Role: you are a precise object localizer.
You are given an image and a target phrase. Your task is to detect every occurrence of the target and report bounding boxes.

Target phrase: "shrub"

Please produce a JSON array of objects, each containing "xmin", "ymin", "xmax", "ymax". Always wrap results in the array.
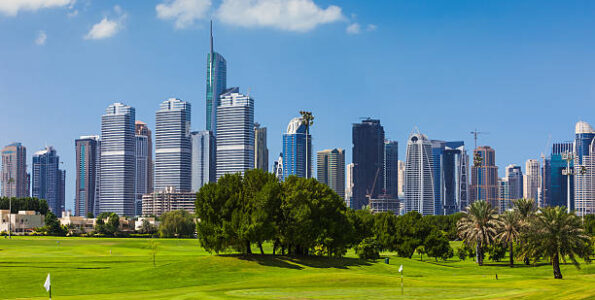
[{"xmin": 355, "ymin": 237, "xmax": 381, "ymax": 259}]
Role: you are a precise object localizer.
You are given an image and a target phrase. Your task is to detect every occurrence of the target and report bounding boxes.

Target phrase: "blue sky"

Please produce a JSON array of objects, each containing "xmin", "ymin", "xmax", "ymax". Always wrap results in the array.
[{"xmin": 1, "ymin": 0, "xmax": 595, "ymax": 211}]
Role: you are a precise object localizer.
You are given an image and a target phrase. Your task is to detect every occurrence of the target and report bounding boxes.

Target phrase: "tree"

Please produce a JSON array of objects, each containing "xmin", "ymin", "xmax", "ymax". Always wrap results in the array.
[
  {"xmin": 496, "ymin": 210, "xmax": 521, "ymax": 267},
  {"xmin": 514, "ymin": 198, "xmax": 536, "ymax": 265},
  {"xmin": 416, "ymin": 245, "xmax": 426, "ymax": 261},
  {"xmin": 394, "ymin": 211, "xmax": 431, "ymax": 258},
  {"xmin": 139, "ymin": 219, "xmax": 157, "ymax": 234},
  {"xmin": 86, "ymin": 212, "xmax": 94, "ymax": 218},
  {"xmin": 107, "ymin": 213, "xmax": 120, "ymax": 236},
  {"xmin": 487, "ymin": 243, "xmax": 507, "ymax": 262},
  {"xmin": 457, "ymin": 246, "xmax": 467, "ymax": 261},
  {"xmin": 373, "ymin": 212, "xmax": 399, "ymax": 251},
  {"xmin": 523, "ymin": 206, "xmax": 592, "ymax": 279},
  {"xmin": 425, "ymin": 230, "xmax": 453, "ymax": 261},
  {"xmin": 44, "ymin": 211, "xmax": 65, "ymax": 236},
  {"xmin": 355, "ymin": 237, "xmax": 381, "ymax": 259},
  {"xmin": 159, "ymin": 210, "xmax": 195, "ymax": 238},
  {"xmin": 457, "ymin": 201, "xmax": 501, "ymax": 266}
]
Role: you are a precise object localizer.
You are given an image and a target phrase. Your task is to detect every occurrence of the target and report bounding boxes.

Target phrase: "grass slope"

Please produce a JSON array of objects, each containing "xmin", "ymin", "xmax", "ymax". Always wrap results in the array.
[{"xmin": 0, "ymin": 237, "xmax": 593, "ymax": 299}]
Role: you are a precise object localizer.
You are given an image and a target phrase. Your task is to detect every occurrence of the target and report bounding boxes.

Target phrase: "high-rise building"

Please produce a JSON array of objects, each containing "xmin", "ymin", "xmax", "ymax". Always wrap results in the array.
[
  {"xmin": 1, "ymin": 143, "xmax": 28, "ymax": 198},
  {"xmin": 135, "ymin": 121, "xmax": 153, "ymax": 193},
  {"xmin": 273, "ymin": 153, "xmax": 283, "ymax": 180},
  {"xmin": 283, "ymin": 117, "xmax": 312, "ymax": 179},
  {"xmin": 431, "ymin": 141, "xmax": 469, "ymax": 215},
  {"xmin": 216, "ymin": 88, "xmax": 254, "ymax": 178},
  {"xmin": 345, "ymin": 162, "xmax": 354, "ymax": 207},
  {"xmin": 574, "ymin": 121, "xmax": 595, "ymax": 164},
  {"xmin": 142, "ymin": 187, "xmax": 196, "ymax": 217},
  {"xmin": 32, "ymin": 146, "xmax": 65, "ymax": 214},
  {"xmin": 155, "ymin": 98, "xmax": 192, "ymax": 192},
  {"xmin": 384, "ymin": 140, "xmax": 399, "ymax": 198},
  {"xmin": 254, "ymin": 123, "xmax": 269, "ymax": 172},
  {"xmin": 574, "ymin": 121, "xmax": 595, "ymax": 216},
  {"xmin": 547, "ymin": 142, "xmax": 574, "ymax": 208},
  {"xmin": 191, "ymin": 130, "xmax": 216, "ymax": 191},
  {"xmin": 317, "ymin": 148, "xmax": 345, "ymax": 199},
  {"xmin": 470, "ymin": 146, "xmax": 499, "ymax": 210},
  {"xmin": 524, "ymin": 159, "xmax": 540, "ymax": 202},
  {"xmin": 352, "ymin": 119, "xmax": 385, "ymax": 210},
  {"xmin": 100, "ymin": 102, "xmax": 136, "ymax": 216},
  {"xmin": 135, "ymin": 135, "xmax": 149, "ymax": 216},
  {"xmin": 404, "ymin": 131, "xmax": 434, "ymax": 216},
  {"xmin": 498, "ymin": 177, "xmax": 510, "ymax": 212},
  {"xmin": 75, "ymin": 136, "xmax": 99, "ymax": 216},
  {"xmin": 504, "ymin": 165, "xmax": 523, "ymax": 211},
  {"xmin": 540, "ymin": 157, "xmax": 550, "ymax": 208},
  {"xmin": 206, "ymin": 21, "xmax": 227, "ymax": 134},
  {"xmin": 398, "ymin": 160, "xmax": 405, "ymax": 198}
]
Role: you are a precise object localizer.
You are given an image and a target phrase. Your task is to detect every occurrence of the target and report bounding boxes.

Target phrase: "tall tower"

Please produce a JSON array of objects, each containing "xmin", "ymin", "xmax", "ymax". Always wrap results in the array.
[
  {"xmin": 574, "ymin": 121, "xmax": 595, "ymax": 216},
  {"xmin": 135, "ymin": 135, "xmax": 149, "ymax": 216},
  {"xmin": 254, "ymin": 123, "xmax": 269, "ymax": 171},
  {"xmin": 75, "ymin": 136, "xmax": 99, "ymax": 216},
  {"xmin": 216, "ymin": 88, "xmax": 254, "ymax": 178},
  {"xmin": 524, "ymin": 159, "xmax": 540, "ymax": 202},
  {"xmin": 100, "ymin": 102, "xmax": 136, "ymax": 216},
  {"xmin": 282, "ymin": 117, "xmax": 312, "ymax": 179},
  {"xmin": 1, "ymin": 143, "xmax": 28, "ymax": 198},
  {"xmin": 155, "ymin": 98, "xmax": 192, "ymax": 192},
  {"xmin": 317, "ymin": 148, "xmax": 345, "ymax": 199},
  {"xmin": 206, "ymin": 21, "xmax": 227, "ymax": 135},
  {"xmin": 404, "ymin": 130, "xmax": 434, "ymax": 216},
  {"xmin": 135, "ymin": 121, "xmax": 153, "ymax": 193},
  {"xmin": 470, "ymin": 146, "xmax": 498, "ymax": 211},
  {"xmin": 431, "ymin": 140, "xmax": 468, "ymax": 215},
  {"xmin": 191, "ymin": 130, "xmax": 216, "ymax": 191},
  {"xmin": 32, "ymin": 146, "xmax": 65, "ymax": 214},
  {"xmin": 504, "ymin": 164, "xmax": 523, "ymax": 211},
  {"xmin": 548, "ymin": 142, "xmax": 573, "ymax": 208},
  {"xmin": 383, "ymin": 140, "xmax": 399, "ymax": 199},
  {"xmin": 352, "ymin": 119, "xmax": 385, "ymax": 210}
]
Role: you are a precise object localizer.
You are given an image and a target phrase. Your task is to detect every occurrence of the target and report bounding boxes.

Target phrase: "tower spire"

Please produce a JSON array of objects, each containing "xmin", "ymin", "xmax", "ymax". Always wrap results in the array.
[{"xmin": 210, "ymin": 19, "xmax": 214, "ymax": 55}]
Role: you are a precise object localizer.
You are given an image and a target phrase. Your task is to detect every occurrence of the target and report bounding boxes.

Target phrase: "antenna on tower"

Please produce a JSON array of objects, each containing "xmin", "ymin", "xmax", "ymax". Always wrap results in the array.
[
  {"xmin": 470, "ymin": 129, "xmax": 489, "ymax": 150},
  {"xmin": 210, "ymin": 19, "xmax": 214, "ymax": 54}
]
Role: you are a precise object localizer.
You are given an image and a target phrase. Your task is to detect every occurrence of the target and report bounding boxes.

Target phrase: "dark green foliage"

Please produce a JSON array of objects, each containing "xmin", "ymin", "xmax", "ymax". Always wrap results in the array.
[
  {"xmin": 346, "ymin": 208, "xmax": 374, "ymax": 246},
  {"xmin": 94, "ymin": 212, "xmax": 120, "ymax": 236},
  {"xmin": 373, "ymin": 212, "xmax": 399, "ymax": 251},
  {"xmin": 393, "ymin": 211, "xmax": 432, "ymax": 258},
  {"xmin": 425, "ymin": 230, "xmax": 454, "ymax": 261},
  {"xmin": 487, "ymin": 243, "xmax": 507, "ymax": 262},
  {"xmin": 43, "ymin": 211, "xmax": 65, "ymax": 236},
  {"xmin": 139, "ymin": 219, "xmax": 157, "ymax": 234},
  {"xmin": 86, "ymin": 212, "xmax": 94, "ymax": 218},
  {"xmin": 355, "ymin": 237, "xmax": 381, "ymax": 259},
  {"xmin": 423, "ymin": 213, "xmax": 464, "ymax": 240},
  {"xmin": 457, "ymin": 246, "xmax": 467, "ymax": 261},
  {"xmin": 159, "ymin": 210, "xmax": 195, "ymax": 238},
  {"xmin": 584, "ymin": 214, "xmax": 595, "ymax": 236},
  {"xmin": 0, "ymin": 197, "xmax": 48, "ymax": 214}
]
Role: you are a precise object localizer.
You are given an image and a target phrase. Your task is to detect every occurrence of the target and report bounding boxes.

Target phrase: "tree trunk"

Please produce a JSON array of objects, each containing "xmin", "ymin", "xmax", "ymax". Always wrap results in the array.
[
  {"xmin": 272, "ymin": 242, "xmax": 277, "ymax": 256},
  {"xmin": 509, "ymin": 242, "xmax": 514, "ymax": 267},
  {"xmin": 258, "ymin": 242, "xmax": 264, "ymax": 255},
  {"xmin": 281, "ymin": 245, "xmax": 285, "ymax": 256},
  {"xmin": 476, "ymin": 242, "xmax": 483, "ymax": 266},
  {"xmin": 245, "ymin": 240, "xmax": 252, "ymax": 255},
  {"xmin": 420, "ymin": 253, "xmax": 423, "ymax": 261},
  {"xmin": 552, "ymin": 253, "xmax": 563, "ymax": 279}
]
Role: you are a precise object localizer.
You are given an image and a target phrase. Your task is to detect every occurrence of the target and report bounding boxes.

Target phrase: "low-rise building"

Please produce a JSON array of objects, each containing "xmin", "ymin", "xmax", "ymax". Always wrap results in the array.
[
  {"xmin": 0, "ymin": 210, "xmax": 45, "ymax": 234},
  {"xmin": 60, "ymin": 211, "xmax": 96, "ymax": 233}
]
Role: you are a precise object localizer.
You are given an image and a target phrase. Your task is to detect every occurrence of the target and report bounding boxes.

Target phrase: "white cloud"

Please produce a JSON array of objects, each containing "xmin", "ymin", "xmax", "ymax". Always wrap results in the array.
[
  {"xmin": 0, "ymin": 0, "xmax": 74, "ymax": 16},
  {"xmin": 35, "ymin": 30, "xmax": 47, "ymax": 45},
  {"xmin": 346, "ymin": 23, "xmax": 360, "ymax": 35},
  {"xmin": 84, "ymin": 6, "xmax": 126, "ymax": 40},
  {"xmin": 156, "ymin": 0, "xmax": 211, "ymax": 29},
  {"xmin": 216, "ymin": 0, "xmax": 345, "ymax": 33},
  {"xmin": 366, "ymin": 24, "xmax": 377, "ymax": 32}
]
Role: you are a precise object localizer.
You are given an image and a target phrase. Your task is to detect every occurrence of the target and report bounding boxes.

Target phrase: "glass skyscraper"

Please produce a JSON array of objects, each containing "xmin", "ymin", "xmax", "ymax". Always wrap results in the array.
[
  {"xmin": 75, "ymin": 136, "xmax": 99, "ymax": 216},
  {"xmin": 470, "ymin": 146, "xmax": 498, "ymax": 210},
  {"xmin": 316, "ymin": 148, "xmax": 345, "ymax": 199},
  {"xmin": 191, "ymin": 130, "xmax": 216, "ymax": 191},
  {"xmin": 431, "ymin": 140, "xmax": 468, "ymax": 215},
  {"xmin": 383, "ymin": 140, "xmax": 399, "ymax": 199},
  {"xmin": 135, "ymin": 135, "xmax": 149, "ymax": 216},
  {"xmin": 32, "ymin": 146, "xmax": 65, "ymax": 214},
  {"xmin": 100, "ymin": 103, "xmax": 136, "ymax": 216},
  {"xmin": 206, "ymin": 21, "xmax": 227, "ymax": 135},
  {"xmin": 573, "ymin": 121, "xmax": 595, "ymax": 216},
  {"xmin": 352, "ymin": 119, "xmax": 385, "ymax": 210},
  {"xmin": 282, "ymin": 117, "xmax": 312, "ymax": 179},
  {"xmin": 254, "ymin": 123, "xmax": 269, "ymax": 172},
  {"xmin": 547, "ymin": 142, "xmax": 574, "ymax": 208},
  {"xmin": 155, "ymin": 98, "xmax": 192, "ymax": 192},
  {"xmin": 1, "ymin": 142, "xmax": 28, "ymax": 198},
  {"xmin": 405, "ymin": 131, "xmax": 434, "ymax": 216},
  {"xmin": 216, "ymin": 88, "xmax": 254, "ymax": 178}
]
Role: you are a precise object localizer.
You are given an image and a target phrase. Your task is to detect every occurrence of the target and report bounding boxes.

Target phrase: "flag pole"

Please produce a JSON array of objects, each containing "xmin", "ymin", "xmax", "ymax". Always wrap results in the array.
[{"xmin": 49, "ymin": 284, "xmax": 51, "ymax": 300}]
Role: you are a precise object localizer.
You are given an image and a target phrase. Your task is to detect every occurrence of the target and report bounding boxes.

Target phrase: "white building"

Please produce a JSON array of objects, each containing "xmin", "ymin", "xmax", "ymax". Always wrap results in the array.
[
  {"xmin": 0, "ymin": 210, "xmax": 44, "ymax": 234},
  {"xmin": 404, "ymin": 130, "xmax": 434, "ymax": 216},
  {"xmin": 191, "ymin": 130, "xmax": 215, "ymax": 192},
  {"xmin": 523, "ymin": 159, "xmax": 540, "ymax": 202}
]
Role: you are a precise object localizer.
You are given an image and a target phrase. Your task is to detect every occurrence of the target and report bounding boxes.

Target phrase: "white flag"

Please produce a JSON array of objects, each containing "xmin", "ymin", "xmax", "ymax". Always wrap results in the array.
[
  {"xmin": 398, "ymin": 265, "xmax": 403, "ymax": 273},
  {"xmin": 44, "ymin": 273, "xmax": 51, "ymax": 292}
]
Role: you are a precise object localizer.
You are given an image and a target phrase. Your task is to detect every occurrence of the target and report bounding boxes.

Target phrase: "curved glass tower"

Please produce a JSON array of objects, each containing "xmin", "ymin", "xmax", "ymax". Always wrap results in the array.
[
  {"xmin": 405, "ymin": 130, "xmax": 434, "ymax": 216},
  {"xmin": 206, "ymin": 21, "xmax": 227, "ymax": 135}
]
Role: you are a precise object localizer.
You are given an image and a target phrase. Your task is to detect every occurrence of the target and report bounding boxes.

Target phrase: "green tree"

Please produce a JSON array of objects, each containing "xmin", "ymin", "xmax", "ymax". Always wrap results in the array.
[
  {"xmin": 394, "ymin": 211, "xmax": 431, "ymax": 258},
  {"xmin": 373, "ymin": 212, "xmax": 399, "ymax": 251},
  {"xmin": 496, "ymin": 210, "xmax": 521, "ymax": 267},
  {"xmin": 106, "ymin": 213, "xmax": 120, "ymax": 236},
  {"xmin": 513, "ymin": 198, "xmax": 536, "ymax": 265},
  {"xmin": 44, "ymin": 211, "xmax": 65, "ymax": 236},
  {"xmin": 415, "ymin": 245, "xmax": 426, "ymax": 261},
  {"xmin": 457, "ymin": 200, "xmax": 501, "ymax": 266},
  {"xmin": 523, "ymin": 206, "xmax": 592, "ymax": 279},
  {"xmin": 86, "ymin": 212, "xmax": 94, "ymax": 218},
  {"xmin": 139, "ymin": 219, "xmax": 157, "ymax": 234},
  {"xmin": 159, "ymin": 210, "xmax": 195, "ymax": 238},
  {"xmin": 425, "ymin": 230, "xmax": 453, "ymax": 261},
  {"xmin": 355, "ymin": 237, "xmax": 380, "ymax": 259}
]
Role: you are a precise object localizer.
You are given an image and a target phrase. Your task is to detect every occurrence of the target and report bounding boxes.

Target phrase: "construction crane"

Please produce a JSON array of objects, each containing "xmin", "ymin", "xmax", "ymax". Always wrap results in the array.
[
  {"xmin": 366, "ymin": 167, "xmax": 381, "ymax": 207},
  {"xmin": 470, "ymin": 129, "xmax": 489, "ymax": 150}
]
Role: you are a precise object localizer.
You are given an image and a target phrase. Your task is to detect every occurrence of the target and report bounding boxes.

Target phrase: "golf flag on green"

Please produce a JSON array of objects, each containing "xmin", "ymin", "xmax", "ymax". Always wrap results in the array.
[
  {"xmin": 399, "ymin": 265, "xmax": 403, "ymax": 273},
  {"xmin": 44, "ymin": 273, "xmax": 51, "ymax": 299}
]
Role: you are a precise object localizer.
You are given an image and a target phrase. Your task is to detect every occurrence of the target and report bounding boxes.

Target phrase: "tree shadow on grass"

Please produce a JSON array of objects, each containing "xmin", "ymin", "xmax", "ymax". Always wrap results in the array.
[
  {"xmin": 481, "ymin": 262, "xmax": 551, "ymax": 268},
  {"xmin": 219, "ymin": 254, "xmax": 373, "ymax": 270}
]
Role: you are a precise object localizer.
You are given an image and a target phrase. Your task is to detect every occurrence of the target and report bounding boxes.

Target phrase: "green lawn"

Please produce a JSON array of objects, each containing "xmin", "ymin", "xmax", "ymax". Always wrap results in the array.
[{"xmin": 0, "ymin": 237, "xmax": 593, "ymax": 299}]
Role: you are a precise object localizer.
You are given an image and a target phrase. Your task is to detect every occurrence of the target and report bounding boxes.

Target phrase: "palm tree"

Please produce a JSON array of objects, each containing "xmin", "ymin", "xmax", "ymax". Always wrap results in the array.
[
  {"xmin": 299, "ymin": 111, "xmax": 314, "ymax": 178},
  {"xmin": 513, "ymin": 198, "xmax": 536, "ymax": 264},
  {"xmin": 496, "ymin": 210, "xmax": 521, "ymax": 267},
  {"xmin": 523, "ymin": 206, "xmax": 591, "ymax": 279},
  {"xmin": 457, "ymin": 200, "xmax": 501, "ymax": 266}
]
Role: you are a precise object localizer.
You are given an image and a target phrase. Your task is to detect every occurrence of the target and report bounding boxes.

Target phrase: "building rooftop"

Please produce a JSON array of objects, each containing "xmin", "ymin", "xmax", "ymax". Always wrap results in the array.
[{"xmin": 575, "ymin": 121, "xmax": 594, "ymax": 134}]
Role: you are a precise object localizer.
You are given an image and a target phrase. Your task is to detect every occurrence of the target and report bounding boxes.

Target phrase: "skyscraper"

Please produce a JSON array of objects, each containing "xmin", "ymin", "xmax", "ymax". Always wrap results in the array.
[
  {"xmin": 216, "ymin": 88, "xmax": 254, "ymax": 178},
  {"xmin": 405, "ymin": 130, "xmax": 434, "ymax": 216},
  {"xmin": 524, "ymin": 159, "xmax": 540, "ymax": 202},
  {"xmin": 574, "ymin": 121, "xmax": 595, "ymax": 216},
  {"xmin": 1, "ymin": 143, "xmax": 28, "ymax": 198},
  {"xmin": 206, "ymin": 21, "xmax": 227, "ymax": 134},
  {"xmin": 470, "ymin": 146, "xmax": 499, "ymax": 210},
  {"xmin": 352, "ymin": 119, "xmax": 385, "ymax": 210},
  {"xmin": 273, "ymin": 153, "xmax": 283, "ymax": 180},
  {"xmin": 345, "ymin": 162, "xmax": 354, "ymax": 207},
  {"xmin": 135, "ymin": 135, "xmax": 149, "ymax": 216},
  {"xmin": 155, "ymin": 98, "xmax": 192, "ymax": 192},
  {"xmin": 547, "ymin": 142, "xmax": 574, "ymax": 208},
  {"xmin": 317, "ymin": 148, "xmax": 345, "ymax": 199},
  {"xmin": 135, "ymin": 121, "xmax": 153, "ymax": 193},
  {"xmin": 398, "ymin": 160, "xmax": 405, "ymax": 199},
  {"xmin": 100, "ymin": 102, "xmax": 136, "ymax": 216},
  {"xmin": 254, "ymin": 123, "xmax": 269, "ymax": 172},
  {"xmin": 32, "ymin": 146, "xmax": 65, "ymax": 214},
  {"xmin": 574, "ymin": 121, "xmax": 595, "ymax": 164},
  {"xmin": 383, "ymin": 140, "xmax": 399, "ymax": 198},
  {"xmin": 504, "ymin": 164, "xmax": 523, "ymax": 211},
  {"xmin": 191, "ymin": 130, "xmax": 216, "ymax": 191},
  {"xmin": 283, "ymin": 117, "xmax": 312, "ymax": 179},
  {"xmin": 75, "ymin": 136, "xmax": 99, "ymax": 216},
  {"xmin": 498, "ymin": 177, "xmax": 510, "ymax": 212},
  {"xmin": 431, "ymin": 141, "xmax": 469, "ymax": 215}
]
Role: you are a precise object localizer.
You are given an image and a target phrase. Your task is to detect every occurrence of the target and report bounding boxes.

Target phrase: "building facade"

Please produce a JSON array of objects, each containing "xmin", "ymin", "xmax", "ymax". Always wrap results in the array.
[
  {"xmin": 470, "ymin": 146, "xmax": 499, "ymax": 211},
  {"xmin": 216, "ymin": 88, "xmax": 254, "ymax": 178},
  {"xmin": 206, "ymin": 22, "xmax": 227, "ymax": 134},
  {"xmin": 316, "ymin": 148, "xmax": 345, "ymax": 199},
  {"xmin": 1, "ymin": 143, "xmax": 28, "ymax": 198},
  {"xmin": 135, "ymin": 121, "xmax": 153, "ymax": 194},
  {"xmin": 283, "ymin": 117, "xmax": 312, "ymax": 179},
  {"xmin": 32, "ymin": 146, "xmax": 65, "ymax": 214},
  {"xmin": 574, "ymin": 121, "xmax": 595, "ymax": 216},
  {"xmin": 142, "ymin": 187, "xmax": 196, "ymax": 217},
  {"xmin": 191, "ymin": 130, "xmax": 216, "ymax": 191},
  {"xmin": 352, "ymin": 119, "xmax": 385, "ymax": 210},
  {"xmin": 524, "ymin": 159, "xmax": 540, "ymax": 202},
  {"xmin": 505, "ymin": 164, "xmax": 523, "ymax": 210},
  {"xmin": 254, "ymin": 123, "xmax": 269, "ymax": 172},
  {"xmin": 547, "ymin": 142, "xmax": 574, "ymax": 208},
  {"xmin": 75, "ymin": 136, "xmax": 99, "ymax": 217},
  {"xmin": 384, "ymin": 140, "xmax": 399, "ymax": 199},
  {"xmin": 135, "ymin": 135, "xmax": 149, "ymax": 216},
  {"xmin": 404, "ymin": 131, "xmax": 434, "ymax": 216},
  {"xmin": 100, "ymin": 103, "xmax": 136, "ymax": 216},
  {"xmin": 432, "ymin": 141, "xmax": 469, "ymax": 215}
]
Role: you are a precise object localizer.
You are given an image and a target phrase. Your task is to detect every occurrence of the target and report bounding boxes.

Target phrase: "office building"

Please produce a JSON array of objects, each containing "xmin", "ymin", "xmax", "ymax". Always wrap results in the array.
[
  {"xmin": 100, "ymin": 102, "xmax": 136, "ymax": 216},
  {"xmin": 135, "ymin": 121, "xmax": 153, "ymax": 193},
  {"xmin": 345, "ymin": 162, "xmax": 354, "ymax": 207},
  {"xmin": 191, "ymin": 130, "xmax": 216, "ymax": 191},
  {"xmin": 384, "ymin": 140, "xmax": 399, "ymax": 198},
  {"xmin": 254, "ymin": 123, "xmax": 269, "ymax": 172},
  {"xmin": 574, "ymin": 121, "xmax": 595, "ymax": 216},
  {"xmin": 142, "ymin": 187, "xmax": 196, "ymax": 217},
  {"xmin": 470, "ymin": 146, "xmax": 499, "ymax": 210},
  {"xmin": 273, "ymin": 153, "xmax": 283, "ymax": 180},
  {"xmin": 547, "ymin": 142, "xmax": 574, "ymax": 208},
  {"xmin": 404, "ymin": 130, "xmax": 434, "ymax": 215},
  {"xmin": 283, "ymin": 117, "xmax": 312, "ymax": 179},
  {"xmin": 135, "ymin": 135, "xmax": 149, "ymax": 216},
  {"xmin": 1, "ymin": 143, "xmax": 28, "ymax": 198},
  {"xmin": 498, "ymin": 177, "xmax": 510, "ymax": 212},
  {"xmin": 155, "ymin": 98, "xmax": 192, "ymax": 192},
  {"xmin": 506, "ymin": 164, "xmax": 523, "ymax": 209},
  {"xmin": 431, "ymin": 141, "xmax": 469, "ymax": 215},
  {"xmin": 398, "ymin": 160, "xmax": 405, "ymax": 198},
  {"xmin": 216, "ymin": 88, "xmax": 254, "ymax": 178},
  {"xmin": 206, "ymin": 21, "xmax": 227, "ymax": 134},
  {"xmin": 32, "ymin": 146, "xmax": 65, "ymax": 214},
  {"xmin": 317, "ymin": 148, "xmax": 345, "ymax": 198},
  {"xmin": 75, "ymin": 136, "xmax": 99, "ymax": 216},
  {"xmin": 524, "ymin": 159, "xmax": 540, "ymax": 202},
  {"xmin": 352, "ymin": 119, "xmax": 385, "ymax": 210}
]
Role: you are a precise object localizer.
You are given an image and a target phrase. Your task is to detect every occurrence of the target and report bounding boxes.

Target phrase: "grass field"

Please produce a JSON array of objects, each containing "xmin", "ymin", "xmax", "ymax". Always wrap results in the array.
[{"xmin": 0, "ymin": 237, "xmax": 593, "ymax": 299}]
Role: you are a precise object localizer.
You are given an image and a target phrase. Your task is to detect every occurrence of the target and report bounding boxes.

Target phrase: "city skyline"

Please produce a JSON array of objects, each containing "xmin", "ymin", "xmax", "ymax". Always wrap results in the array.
[{"xmin": 2, "ymin": 1, "xmax": 595, "ymax": 212}]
